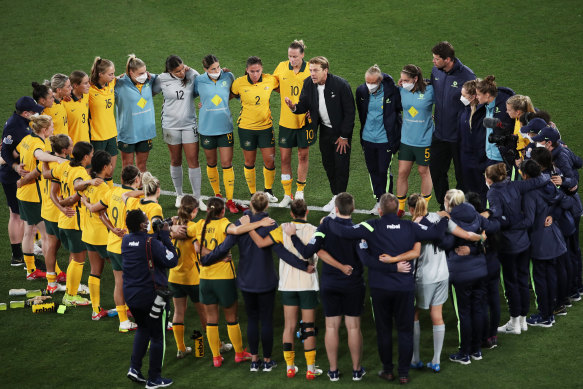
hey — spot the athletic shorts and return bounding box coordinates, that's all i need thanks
[320,285,365,317]
[108,251,123,271]
[18,200,42,225]
[200,132,234,150]
[118,139,153,153]
[85,243,109,259]
[163,127,198,145]
[199,278,238,307]
[278,125,317,148]
[280,290,319,309]
[61,229,85,253]
[238,127,275,151]
[169,282,200,303]
[91,137,118,156]
[2,182,19,214]
[399,143,431,166]
[415,280,448,310]
[44,220,60,237]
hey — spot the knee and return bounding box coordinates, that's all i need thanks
[298,149,309,163]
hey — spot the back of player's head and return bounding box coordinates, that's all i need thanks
[202,54,219,69]
[407,193,427,220]
[465,192,485,213]
[49,134,71,155]
[289,39,306,53]
[476,75,497,97]
[200,197,225,250]
[126,209,147,233]
[309,56,329,70]
[444,189,465,211]
[31,81,51,102]
[432,41,455,60]
[290,199,308,218]
[530,147,553,171]
[485,162,507,183]
[177,195,199,225]
[520,159,542,178]
[379,193,399,215]
[70,141,93,167]
[29,114,52,135]
[121,165,140,186]
[141,172,160,197]
[250,192,268,213]
[90,150,111,176]
[90,56,114,85]
[246,56,262,68]
[69,70,88,87]
[165,55,183,73]
[335,192,354,216]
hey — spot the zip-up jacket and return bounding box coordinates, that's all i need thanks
[0,113,31,184]
[458,103,486,165]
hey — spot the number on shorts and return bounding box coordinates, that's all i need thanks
[424,148,430,161]
[307,129,314,140]
[227,133,233,141]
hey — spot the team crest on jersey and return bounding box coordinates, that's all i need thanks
[264,86,270,90]
[418,94,425,100]
[3,135,13,145]
[434,77,439,81]
[331,92,336,98]
[495,107,501,114]
[451,81,458,88]
[221,81,227,87]
[385,98,391,104]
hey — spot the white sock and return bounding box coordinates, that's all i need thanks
[189,167,202,198]
[170,165,183,196]
[433,324,445,365]
[412,320,420,364]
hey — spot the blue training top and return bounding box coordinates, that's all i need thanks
[194,71,235,136]
[399,85,435,147]
[362,84,388,143]
[115,75,158,144]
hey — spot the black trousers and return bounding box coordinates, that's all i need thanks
[500,249,531,317]
[451,278,486,355]
[370,288,414,377]
[129,303,165,381]
[429,137,463,208]
[319,125,351,195]
[532,258,557,319]
[483,267,501,339]
[241,289,276,358]
[362,140,393,201]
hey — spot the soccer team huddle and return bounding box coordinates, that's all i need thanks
[1,39,582,387]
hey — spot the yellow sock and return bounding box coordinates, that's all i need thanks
[207,164,221,196]
[281,177,293,197]
[244,165,256,194]
[24,253,35,274]
[398,195,407,212]
[88,274,101,312]
[227,322,244,353]
[54,262,62,275]
[296,180,306,193]
[46,272,57,284]
[305,349,316,367]
[223,166,235,201]
[423,193,432,203]
[116,305,128,323]
[263,166,275,190]
[173,323,186,352]
[66,260,84,296]
[207,324,221,357]
[284,350,295,367]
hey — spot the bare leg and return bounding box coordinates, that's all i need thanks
[297,147,310,183]
[397,160,414,197]
[419,165,433,196]
[183,142,200,169]
[345,315,363,371]
[120,151,134,170]
[325,316,341,371]
[135,151,150,172]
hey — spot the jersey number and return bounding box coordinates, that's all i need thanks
[202,237,218,250]
[255,96,261,105]
[82,113,86,124]
[290,86,299,96]
[111,206,119,227]
[105,98,113,109]
[175,90,184,100]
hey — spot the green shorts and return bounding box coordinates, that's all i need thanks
[238,127,275,151]
[199,278,238,307]
[169,282,200,303]
[108,251,123,271]
[200,132,234,150]
[399,143,431,166]
[279,126,317,148]
[118,139,153,153]
[61,229,85,253]
[91,137,118,156]
[18,200,42,225]
[280,290,319,309]
[44,220,60,237]
[85,243,109,259]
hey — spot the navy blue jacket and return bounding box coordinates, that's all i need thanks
[551,145,582,215]
[458,103,486,165]
[355,73,402,152]
[522,180,567,260]
[431,58,476,142]
[294,73,355,139]
[487,175,547,254]
[0,112,31,184]
[122,230,178,308]
[291,216,364,290]
[444,203,498,284]
[326,213,448,292]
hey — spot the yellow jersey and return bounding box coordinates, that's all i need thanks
[126,197,163,234]
[231,74,279,130]
[198,217,235,280]
[81,182,110,246]
[40,160,61,222]
[42,101,68,137]
[273,61,310,129]
[514,118,530,158]
[62,93,90,144]
[102,185,135,254]
[89,79,117,141]
[51,161,81,230]
[16,133,45,203]
[169,221,202,286]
